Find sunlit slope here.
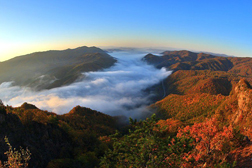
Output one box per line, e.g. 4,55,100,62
162,70,240,95
0,46,116,90
152,93,226,123
154,78,252,136
143,50,233,71
145,50,252,124
144,50,252,82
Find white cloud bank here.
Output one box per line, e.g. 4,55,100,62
0,51,171,118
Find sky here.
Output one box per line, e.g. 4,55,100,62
0,0,252,61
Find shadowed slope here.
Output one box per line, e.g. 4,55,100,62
1,104,117,168
0,46,116,90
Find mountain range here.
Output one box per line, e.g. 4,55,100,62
143,50,252,122
144,50,252,77
1,48,252,167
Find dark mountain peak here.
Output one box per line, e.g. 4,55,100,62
65,105,117,130
146,53,155,56
142,53,163,65
143,53,158,59
68,105,101,116
20,102,38,110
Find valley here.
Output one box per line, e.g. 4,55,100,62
0,48,171,116
1,47,252,167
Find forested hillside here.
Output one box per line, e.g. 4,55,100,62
0,46,116,90
0,104,118,167
143,50,252,167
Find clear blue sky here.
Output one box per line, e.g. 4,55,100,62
0,0,251,61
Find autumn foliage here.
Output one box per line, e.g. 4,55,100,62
1,104,117,168
177,118,238,167
100,114,244,168
0,137,31,168
154,93,225,123
155,118,183,135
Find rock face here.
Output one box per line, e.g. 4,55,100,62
232,79,252,124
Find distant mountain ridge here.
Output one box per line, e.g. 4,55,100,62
144,50,252,83
0,46,116,90
143,50,234,71
145,49,252,131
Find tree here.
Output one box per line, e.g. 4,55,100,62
177,118,238,167
0,100,4,107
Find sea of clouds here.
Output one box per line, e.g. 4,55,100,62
0,51,171,118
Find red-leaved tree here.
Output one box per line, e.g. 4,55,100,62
177,118,235,167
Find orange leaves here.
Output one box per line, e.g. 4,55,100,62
155,118,183,134
177,118,235,166
211,125,234,151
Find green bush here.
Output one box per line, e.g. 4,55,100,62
100,114,193,168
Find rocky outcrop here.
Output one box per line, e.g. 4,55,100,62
232,79,252,124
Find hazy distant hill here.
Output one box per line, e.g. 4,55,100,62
0,46,116,90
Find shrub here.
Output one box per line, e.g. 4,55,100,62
0,137,31,168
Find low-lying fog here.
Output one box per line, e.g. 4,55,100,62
0,51,171,118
